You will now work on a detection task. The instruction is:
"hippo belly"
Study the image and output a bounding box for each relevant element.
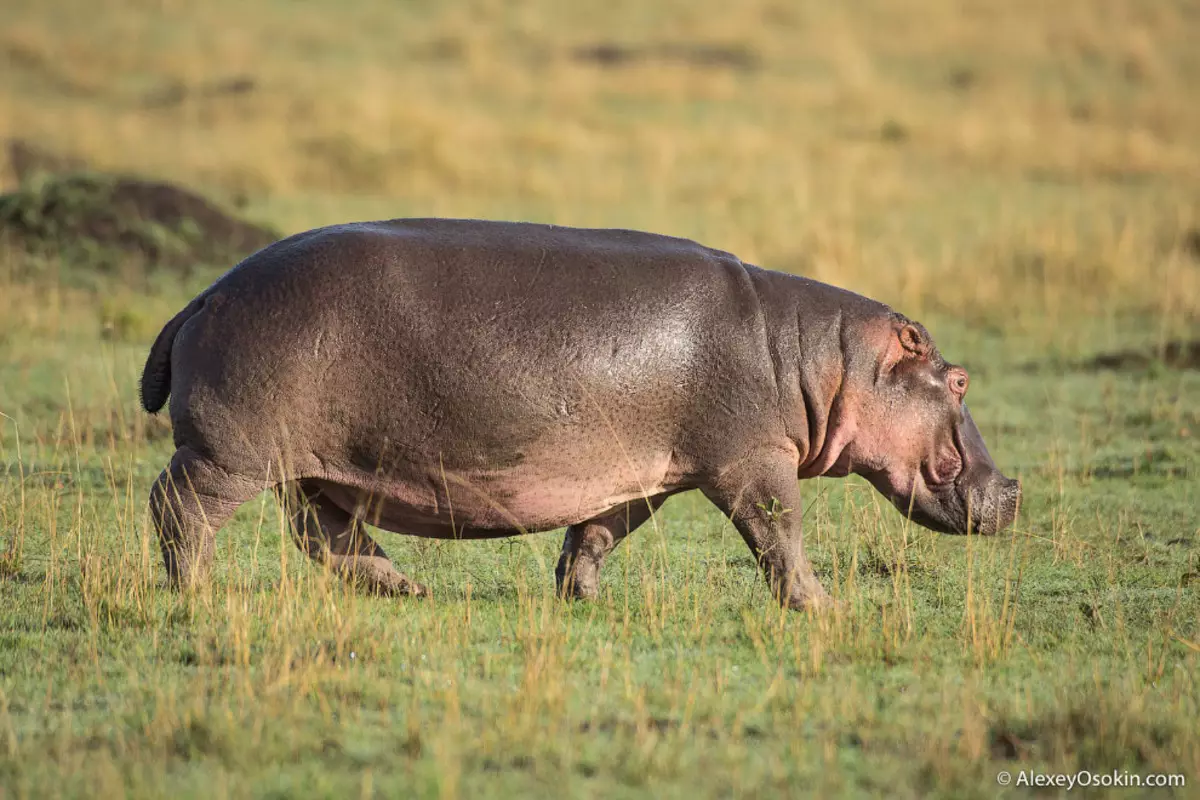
[308,446,679,539]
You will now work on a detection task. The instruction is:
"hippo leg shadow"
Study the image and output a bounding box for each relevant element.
[277,479,427,596]
[149,446,269,590]
[555,495,668,600]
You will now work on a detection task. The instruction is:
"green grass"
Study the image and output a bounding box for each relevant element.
[1,0,1199,796]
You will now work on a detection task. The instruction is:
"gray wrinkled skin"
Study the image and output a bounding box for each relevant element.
[142,219,1020,609]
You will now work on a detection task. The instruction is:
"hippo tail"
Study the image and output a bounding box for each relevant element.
[140,294,207,414]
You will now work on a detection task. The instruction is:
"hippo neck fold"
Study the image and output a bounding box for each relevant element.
[747,267,874,477]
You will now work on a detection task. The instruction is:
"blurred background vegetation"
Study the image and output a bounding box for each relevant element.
[2,0,1197,343]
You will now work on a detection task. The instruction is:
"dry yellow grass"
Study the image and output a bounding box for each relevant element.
[0,0,1195,504]
[4,0,1197,348]
[6,1,1199,187]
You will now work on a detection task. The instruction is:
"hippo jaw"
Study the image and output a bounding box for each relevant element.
[865,405,1021,535]
[895,471,1022,536]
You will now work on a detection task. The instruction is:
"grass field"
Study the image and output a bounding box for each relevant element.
[1,0,1199,797]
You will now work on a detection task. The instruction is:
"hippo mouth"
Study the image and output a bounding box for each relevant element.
[910,468,1021,537]
[869,425,1020,536]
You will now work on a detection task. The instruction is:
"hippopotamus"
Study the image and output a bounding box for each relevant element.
[141,218,1020,610]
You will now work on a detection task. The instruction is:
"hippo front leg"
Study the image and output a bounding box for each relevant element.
[703,460,829,611]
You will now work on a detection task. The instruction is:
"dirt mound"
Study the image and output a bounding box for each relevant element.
[0,172,279,273]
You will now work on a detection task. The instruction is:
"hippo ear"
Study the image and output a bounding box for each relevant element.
[880,324,928,374]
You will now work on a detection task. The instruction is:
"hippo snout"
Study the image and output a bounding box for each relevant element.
[966,474,1021,535]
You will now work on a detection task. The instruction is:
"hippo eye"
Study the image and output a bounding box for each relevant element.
[947,367,969,399]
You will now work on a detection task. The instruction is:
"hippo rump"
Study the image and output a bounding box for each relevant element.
[141,218,1020,609]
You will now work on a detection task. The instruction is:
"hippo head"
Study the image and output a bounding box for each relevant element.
[835,316,1021,535]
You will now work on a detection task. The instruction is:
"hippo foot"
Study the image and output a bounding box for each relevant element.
[784,589,836,613]
[554,570,599,601]
[394,578,429,598]
[777,575,832,613]
[347,568,428,598]
[554,550,603,601]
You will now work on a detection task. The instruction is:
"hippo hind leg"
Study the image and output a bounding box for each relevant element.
[277,480,427,596]
[150,446,268,589]
[555,494,668,600]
